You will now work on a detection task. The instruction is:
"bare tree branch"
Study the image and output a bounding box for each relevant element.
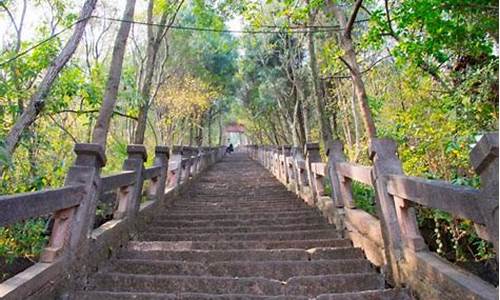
[344,0,363,38]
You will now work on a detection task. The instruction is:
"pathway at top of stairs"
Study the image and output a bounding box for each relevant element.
[71,152,411,299]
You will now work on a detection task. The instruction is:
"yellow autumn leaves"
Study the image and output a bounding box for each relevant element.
[156,75,220,125]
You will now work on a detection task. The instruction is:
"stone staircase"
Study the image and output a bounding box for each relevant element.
[71,153,411,299]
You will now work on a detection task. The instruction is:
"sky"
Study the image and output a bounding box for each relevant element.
[0,0,245,52]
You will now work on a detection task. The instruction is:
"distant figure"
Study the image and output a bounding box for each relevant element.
[226,143,234,154]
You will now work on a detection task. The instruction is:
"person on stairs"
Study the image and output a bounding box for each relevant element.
[226,143,234,154]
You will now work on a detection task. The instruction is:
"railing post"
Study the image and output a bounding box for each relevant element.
[148,146,169,202]
[272,147,280,177]
[470,132,499,257]
[115,145,147,219]
[324,140,346,230]
[195,147,202,174]
[291,146,305,195]
[169,146,183,188]
[281,145,291,184]
[41,143,106,263]
[326,140,348,208]
[305,143,322,203]
[370,138,404,286]
[183,148,193,180]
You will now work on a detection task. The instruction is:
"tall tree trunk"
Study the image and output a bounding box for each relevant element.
[133,0,184,144]
[329,1,377,139]
[2,0,97,171]
[207,108,212,146]
[307,9,333,146]
[91,0,136,147]
[351,82,361,160]
[218,113,223,146]
[189,122,194,146]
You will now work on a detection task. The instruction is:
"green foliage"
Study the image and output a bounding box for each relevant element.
[351,181,376,215]
[364,0,497,67]
[0,219,47,264]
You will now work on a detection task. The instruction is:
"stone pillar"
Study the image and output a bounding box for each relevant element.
[324,140,346,230]
[271,147,279,177]
[305,143,322,202]
[115,145,147,219]
[326,140,348,208]
[470,132,499,257]
[183,147,193,181]
[170,146,183,188]
[291,146,305,195]
[281,145,291,184]
[41,143,106,263]
[370,138,404,286]
[148,146,169,202]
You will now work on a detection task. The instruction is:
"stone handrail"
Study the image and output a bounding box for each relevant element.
[244,132,498,300]
[101,171,136,192]
[0,185,86,226]
[0,143,226,300]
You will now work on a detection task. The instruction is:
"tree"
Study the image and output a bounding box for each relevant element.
[328,0,377,139]
[307,5,334,146]
[133,0,184,144]
[91,0,136,147]
[1,0,97,172]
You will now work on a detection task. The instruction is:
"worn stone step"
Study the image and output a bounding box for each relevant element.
[185,193,292,199]
[168,203,309,210]
[70,291,308,300]
[164,208,317,215]
[147,223,333,234]
[109,259,373,280]
[172,198,301,204]
[128,239,352,250]
[149,216,328,228]
[207,260,374,280]
[89,273,383,296]
[118,247,365,262]
[141,229,340,242]
[89,273,284,295]
[157,211,322,221]
[286,273,385,296]
[316,288,412,299]
[171,199,309,205]
[71,290,410,300]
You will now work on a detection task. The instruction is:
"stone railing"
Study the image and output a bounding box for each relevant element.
[0,143,225,300]
[245,132,498,300]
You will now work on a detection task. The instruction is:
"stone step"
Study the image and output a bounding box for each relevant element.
[70,291,306,300]
[149,216,328,228]
[164,208,317,215]
[147,223,333,234]
[118,247,365,262]
[141,229,340,242]
[157,211,322,221]
[167,201,313,211]
[71,290,411,300]
[109,259,373,280]
[88,273,384,296]
[286,274,385,296]
[186,193,292,198]
[128,239,352,250]
[316,288,412,299]
[89,273,284,295]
